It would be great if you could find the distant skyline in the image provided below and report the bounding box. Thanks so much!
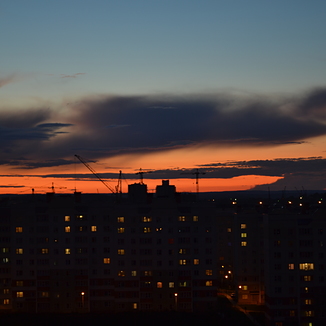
[1,1,326,194]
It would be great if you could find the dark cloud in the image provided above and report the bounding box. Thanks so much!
[1,88,326,169]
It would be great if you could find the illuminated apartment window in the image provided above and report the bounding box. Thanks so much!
[304,275,312,281]
[241,241,247,247]
[118,249,125,255]
[143,227,151,233]
[288,263,295,270]
[206,281,213,286]
[206,270,213,275]
[103,258,110,264]
[169,282,174,288]
[178,216,186,222]
[65,226,71,233]
[16,281,23,286]
[3,289,9,295]
[242,294,248,299]
[243,285,248,290]
[2,247,9,253]
[16,248,23,254]
[16,292,23,298]
[193,259,200,265]
[91,226,97,232]
[227,228,232,232]
[131,270,137,276]
[64,216,70,222]
[144,271,152,276]
[303,310,314,317]
[76,215,84,220]
[133,303,138,309]
[3,299,9,305]
[240,224,246,229]
[142,216,152,222]
[117,216,124,223]
[41,291,49,297]
[157,282,163,288]
[304,287,309,293]
[300,263,314,270]
[241,233,247,238]
[65,248,71,255]
[305,299,312,305]
[179,249,187,254]
[118,270,125,277]
[193,216,198,222]
[117,227,125,233]
[2,258,9,263]
[41,248,49,254]
[179,259,187,265]
[15,227,23,233]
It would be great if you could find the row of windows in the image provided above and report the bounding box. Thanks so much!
[288,263,314,270]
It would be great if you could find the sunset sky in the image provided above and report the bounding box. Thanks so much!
[1,1,326,194]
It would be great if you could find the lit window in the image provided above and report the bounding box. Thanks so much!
[118,249,125,255]
[117,227,125,233]
[227,228,232,232]
[303,310,314,317]
[241,241,247,247]
[3,289,9,294]
[16,292,23,298]
[16,248,23,254]
[179,259,187,265]
[288,263,295,270]
[16,281,23,286]
[41,291,49,297]
[65,226,70,233]
[131,271,137,276]
[91,226,97,232]
[242,294,248,299]
[142,216,152,222]
[241,233,247,238]
[169,282,174,288]
[77,215,84,220]
[144,271,152,276]
[304,275,312,281]
[305,299,312,305]
[178,216,186,222]
[240,224,246,229]
[117,216,124,223]
[1,247,9,253]
[205,281,212,286]
[179,281,188,287]
[41,248,49,254]
[65,216,70,222]
[2,258,9,263]
[193,259,200,265]
[103,258,110,264]
[3,299,9,305]
[193,216,198,222]
[179,249,186,254]
[143,227,151,233]
[243,285,248,290]
[157,282,163,288]
[133,303,138,309]
[206,270,213,275]
[300,263,314,270]
[65,248,71,255]
[118,271,125,277]
[15,227,23,233]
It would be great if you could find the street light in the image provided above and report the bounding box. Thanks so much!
[81,292,85,308]
[174,293,178,311]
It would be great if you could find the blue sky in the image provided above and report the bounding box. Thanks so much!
[2,0,326,99]
[1,1,326,193]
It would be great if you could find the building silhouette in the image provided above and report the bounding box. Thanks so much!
[0,181,325,325]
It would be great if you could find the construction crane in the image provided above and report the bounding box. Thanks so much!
[181,168,206,193]
[75,154,116,194]
[135,168,152,184]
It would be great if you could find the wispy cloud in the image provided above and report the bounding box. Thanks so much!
[60,73,86,78]
[0,74,20,88]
